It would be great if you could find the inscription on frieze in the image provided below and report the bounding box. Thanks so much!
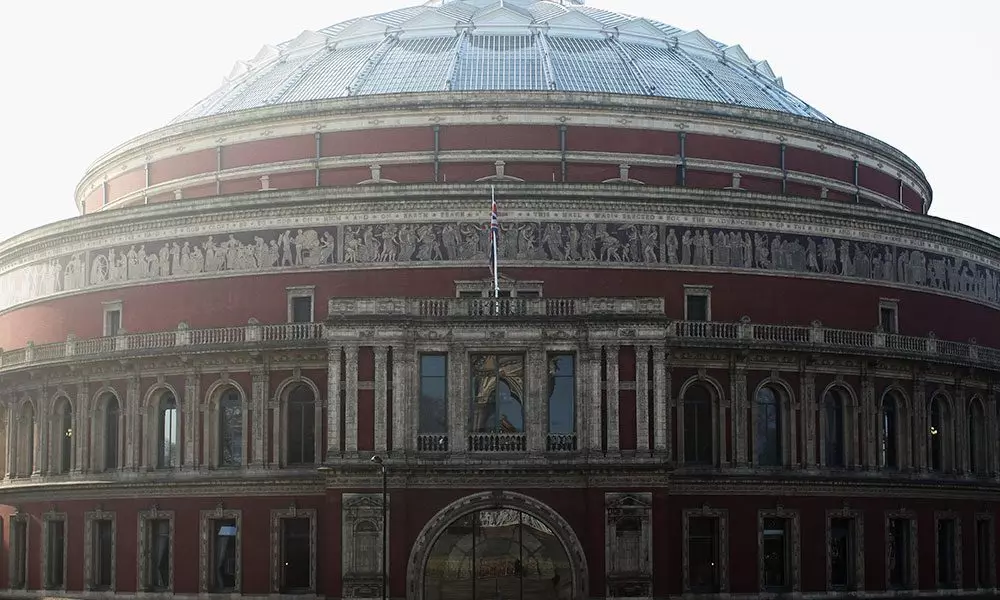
[0,219,997,313]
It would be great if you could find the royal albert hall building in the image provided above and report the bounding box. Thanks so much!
[0,0,998,599]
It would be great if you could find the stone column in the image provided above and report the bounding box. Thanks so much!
[75,383,88,474]
[34,387,47,476]
[605,345,620,453]
[635,345,650,454]
[344,346,359,454]
[862,370,876,470]
[527,346,546,454]
[587,345,603,454]
[989,390,999,478]
[653,346,670,459]
[801,372,816,468]
[184,372,199,469]
[4,400,14,478]
[326,346,342,458]
[374,346,388,453]
[391,344,409,455]
[251,366,268,468]
[954,385,967,474]
[447,344,464,455]
[913,375,927,472]
[734,364,749,467]
[126,373,140,470]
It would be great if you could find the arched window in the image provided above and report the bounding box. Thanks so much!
[157,393,179,469]
[218,388,243,468]
[53,398,73,474]
[823,388,847,468]
[19,403,35,478]
[880,393,900,470]
[968,399,987,476]
[683,384,713,465]
[104,394,120,471]
[286,385,315,465]
[928,395,950,473]
[755,386,782,466]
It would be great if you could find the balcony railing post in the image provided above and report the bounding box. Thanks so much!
[738,316,752,340]
[175,322,191,346]
[873,326,886,349]
[809,320,824,344]
[114,329,128,352]
[24,342,34,363]
[969,338,979,362]
[246,318,262,343]
[65,333,76,357]
[927,331,937,354]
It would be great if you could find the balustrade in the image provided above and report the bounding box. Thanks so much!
[546,433,577,452]
[468,432,527,453]
[416,434,449,452]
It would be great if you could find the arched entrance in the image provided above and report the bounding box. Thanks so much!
[406,491,588,600]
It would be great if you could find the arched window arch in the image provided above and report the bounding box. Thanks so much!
[156,392,179,469]
[52,397,73,474]
[682,383,714,465]
[286,384,316,465]
[755,386,782,467]
[821,387,851,468]
[879,390,907,470]
[18,402,35,478]
[968,398,987,476]
[218,387,243,468]
[927,394,952,473]
[101,393,121,472]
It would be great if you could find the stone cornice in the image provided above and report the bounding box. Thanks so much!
[74,92,931,209]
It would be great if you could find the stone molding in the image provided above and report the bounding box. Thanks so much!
[137,506,175,593]
[342,493,388,599]
[40,511,68,591]
[974,512,997,589]
[7,511,28,590]
[682,505,729,594]
[824,506,864,592]
[269,505,317,594]
[404,490,589,600]
[75,92,930,206]
[935,509,964,589]
[605,491,653,597]
[83,508,116,592]
[199,505,242,593]
[757,505,801,593]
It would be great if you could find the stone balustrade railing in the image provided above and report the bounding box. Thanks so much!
[0,299,996,372]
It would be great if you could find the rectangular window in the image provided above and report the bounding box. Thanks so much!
[684,285,712,322]
[937,517,957,588]
[688,517,719,592]
[146,519,171,591]
[212,519,239,592]
[976,517,994,589]
[546,353,576,451]
[291,296,313,323]
[762,517,789,591]
[104,307,122,337]
[92,518,115,590]
[419,354,448,436]
[281,517,312,592]
[45,517,67,589]
[10,517,27,589]
[879,299,899,333]
[829,517,855,589]
[469,354,525,438]
[887,517,913,589]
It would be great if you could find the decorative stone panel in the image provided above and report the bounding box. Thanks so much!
[83,508,117,592]
[199,505,242,593]
[681,505,729,593]
[605,492,653,598]
[825,506,864,591]
[137,506,175,592]
[41,511,68,590]
[757,505,800,592]
[342,493,388,598]
[270,505,317,594]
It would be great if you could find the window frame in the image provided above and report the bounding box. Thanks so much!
[754,385,784,467]
[682,507,729,594]
[42,511,69,590]
[199,507,243,593]
[8,513,27,590]
[417,353,449,450]
[967,397,988,476]
[98,392,122,472]
[546,352,577,451]
[683,285,712,322]
[884,510,917,590]
[215,386,246,469]
[102,301,123,337]
[468,353,527,438]
[927,394,952,473]
[934,511,962,589]
[155,391,180,469]
[681,381,715,466]
[878,298,899,334]
[84,509,117,592]
[52,396,74,475]
[825,508,864,592]
[286,286,316,324]
[757,507,800,593]
[138,507,175,593]
[271,507,317,594]
[284,382,318,466]
[974,512,996,590]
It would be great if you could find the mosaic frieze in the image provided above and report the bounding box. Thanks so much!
[0,220,998,314]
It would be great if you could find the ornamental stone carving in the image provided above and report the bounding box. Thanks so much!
[605,492,653,598]
[342,493,388,599]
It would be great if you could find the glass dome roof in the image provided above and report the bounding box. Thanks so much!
[173,0,829,123]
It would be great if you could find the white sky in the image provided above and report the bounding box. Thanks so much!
[0,0,996,242]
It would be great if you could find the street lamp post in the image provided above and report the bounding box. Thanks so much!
[370,455,388,600]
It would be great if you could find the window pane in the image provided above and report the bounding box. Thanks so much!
[219,390,243,467]
[212,519,238,591]
[755,387,781,466]
[688,517,717,592]
[291,296,312,323]
[287,386,315,464]
[547,354,575,435]
[684,385,712,464]
[825,393,844,467]
[888,519,910,588]
[148,519,170,590]
[105,310,121,336]
[762,518,787,589]
[937,519,956,587]
[419,355,448,434]
[159,395,178,468]
[60,408,73,474]
[95,520,114,589]
[470,355,524,434]
[830,518,852,588]
[977,520,992,589]
[282,518,311,591]
[47,520,65,588]
[882,398,898,469]
[686,295,708,321]
[105,397,119,471]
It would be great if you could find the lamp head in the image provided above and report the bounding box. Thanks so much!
[370,455,384,465]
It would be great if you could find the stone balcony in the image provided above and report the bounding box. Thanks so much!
[0,297,996,373]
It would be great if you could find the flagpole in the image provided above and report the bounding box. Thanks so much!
[491,185,499,301]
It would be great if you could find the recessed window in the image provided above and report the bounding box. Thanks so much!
[683,384,713,465]
[157,393,179,469]
[10,516,27,589]
[887,516,914,589]
[976,516,995,589]
[546,353,576,451]
[879,299,899,334]
[469,354,526,451]
[418,354,448,450]
[211,519,239,592]
[762,517,789,591]
[103,302,123,336]
[688,516,721,592]
[281,517,312,592]
[453,277,543,298]
[44,516,67,590]
[936,516,958,588]
[218,388,243,468]
[90,517,115,591]
[286,286,315,323]
[144,518,172,591]
[684,286,712,322]
[286,385,316,465]
[829,517,856,589]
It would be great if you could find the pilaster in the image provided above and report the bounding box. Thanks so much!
[125,372,140,470]
[913,372,927,472]
[184,372,199,469]
[587,345,603,454]
[373,346,388,452]
[635,344,650,453]
[526,346,546,454]
[390,343,410,454]
[862,367,876,470]
[734,362,749,467]
[344,346,360,454]
[447,343,464,456]
[653,346,669,458]
[605,345,620,453]
[4,398,14,478]
[75,382,88,474]
[34,385,47,476]
[251,365,268,468]
[954,384,967,474]
[802,371,817,468]
[326,346,342,458]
